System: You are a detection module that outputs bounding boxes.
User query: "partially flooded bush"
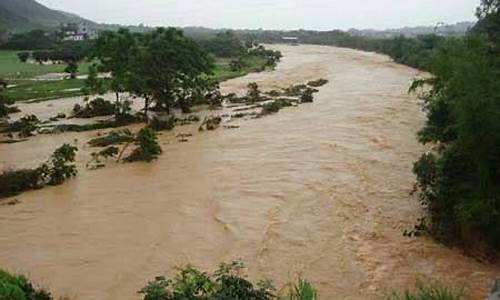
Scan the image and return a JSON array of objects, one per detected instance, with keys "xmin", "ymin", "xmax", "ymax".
[
  {"xmin": 87, "ymin": 146, "xmax": 120, "ymax": 169},
  {"xmin": 88, "ymin": 129, "xmax": 134, "ymax": 147},
  {"xmin": 7, "ymin": 115, "xmax": 40, "ymax": 137},
  {"xmin": 1, "ymin": 105, "xmax": 21, "ymax": 117},
  {"xmin": 205, "ymin": 89, "xmax": 224, "ymax": 108},
  {"xmin": 0, "ymin": 144, "xmax": 78, "ymax": 198},
  {"xmin": 300, "ymin": 88, "xmax": 316, "ymax": 103},
  {"xmin": 247, "ymin": 82, "xmax": 264, "ymax": 102},
  {"xmin": 199, "ymin": 116, "xmax": 222, "ymax": 131},
  {"xmin": 307, "ymin": 79, "xmax": 329, "ymax": 87},
  {"xmin": 261, "ymin": 99, "xmax": 294, "ymax": 115},
  {"xmin": 266, "ymin": 90, "xmax": 283, "ymax": 97},
  {"xmin": 175, "ymin": 115, "xmax": 201, "ymax": 126},
  {"xmin": 0, "ymin": 269, "xmax": 53, "ymax": 300},
  {"xmin": 72, "ymin": 98, "xmax": 116, "ymax": 118},
  {"xmin": 126, "ymin": 127, "xmax": 162, "ymax": 162},
  {"xmin": 99, "ymin": 146, "xmax": 120, "ymax": 159},
  {"xmin": 38, "ymin": 144, "xmax": 78, "ymax": 186},
  {"xmin": 0, "ymin": 169, "xmax": 42, "ymax": 198},
  {"xmin": 283, "ymin": 84, "xmax": 309, "ymax": 97},
  {"xmin": 149, "ymin": 115, "xmax": 175, "ymax": 132}
]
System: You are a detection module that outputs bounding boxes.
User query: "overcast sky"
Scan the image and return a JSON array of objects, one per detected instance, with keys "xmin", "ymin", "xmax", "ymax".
[{"xmin": 38, "ymin": 0, "xmax": 479, "ymax": 30}]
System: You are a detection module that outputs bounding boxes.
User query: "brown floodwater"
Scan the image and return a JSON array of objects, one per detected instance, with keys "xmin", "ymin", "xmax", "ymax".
[{"xmin": 0, "ymin": 45, "xmax": 498, "ymax": 300}]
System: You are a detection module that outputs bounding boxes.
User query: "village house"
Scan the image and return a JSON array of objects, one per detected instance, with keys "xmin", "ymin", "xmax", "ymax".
[
  {"xmin": 60, "ymin": 23, "xmax": 98, "ymax": 41},
  {"xmin": 282, "ymin": 36, "xmax": 299, "ymax": 45}
]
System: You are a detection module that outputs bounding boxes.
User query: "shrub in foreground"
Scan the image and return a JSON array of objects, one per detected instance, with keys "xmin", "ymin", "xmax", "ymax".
[
  {"xmin": 387, "ymin": 281, "xmax": 462, "ymax": 300},
  {"xmin": 283, "ymin": 278, "xmax": 317, "ymax": 300},
  {"xmin": 139, "ymin": 261, "xmax": 274, "ymax": 300},
  {"xmin": 0, "ymin": 268, "xmax": 52, "ymax": 300}
]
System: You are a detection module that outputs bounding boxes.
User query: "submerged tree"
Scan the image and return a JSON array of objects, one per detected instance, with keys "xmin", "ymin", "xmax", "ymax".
[{"xmin": 126, "ymin": 127, "xmax": 162, "ymax": 162}]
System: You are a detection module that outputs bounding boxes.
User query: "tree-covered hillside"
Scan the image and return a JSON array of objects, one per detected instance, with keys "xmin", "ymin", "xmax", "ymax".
[{"xmin": 0, "ymin": 0, "xmax": 93, "ymax": 32}]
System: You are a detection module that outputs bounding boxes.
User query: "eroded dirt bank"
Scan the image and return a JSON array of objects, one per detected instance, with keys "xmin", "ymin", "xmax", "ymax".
[{"xmin": 0, "ymin": 45, "xmax": 498, "ymax": 299}]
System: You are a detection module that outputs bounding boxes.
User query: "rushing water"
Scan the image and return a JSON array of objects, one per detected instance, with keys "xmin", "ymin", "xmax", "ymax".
[{"xmin": 0, "ymin": 45, "xmax": 498, "ymax": 300}]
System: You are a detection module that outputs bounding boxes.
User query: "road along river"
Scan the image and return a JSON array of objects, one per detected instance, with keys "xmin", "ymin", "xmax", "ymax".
[{"xmin": 0, "ymin": 45, "xmax": 498, "ymax": 299}]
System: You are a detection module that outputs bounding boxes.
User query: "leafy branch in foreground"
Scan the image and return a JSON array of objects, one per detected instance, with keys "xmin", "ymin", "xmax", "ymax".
[{"xmin": 0, "ymin": 268, "xmax": 52, "ymax": 300}]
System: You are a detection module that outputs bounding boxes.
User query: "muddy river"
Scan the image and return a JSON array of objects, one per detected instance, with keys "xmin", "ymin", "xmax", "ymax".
[{"xmin": 0, "ymin": 45, "xmax": 498, "ymax": 299}]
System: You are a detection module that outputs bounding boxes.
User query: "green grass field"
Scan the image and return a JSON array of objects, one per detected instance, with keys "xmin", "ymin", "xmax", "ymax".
[
  {"xmin": 212, "ymin": 55, "xmax": 269, "ymax": 81},
  {"xmin": 5, "ymin": 79, "xmax": 87, "ymax": 102},
  {"xmin": 0, "ymin": 50, "xmax": 92, "ymax": 79}
]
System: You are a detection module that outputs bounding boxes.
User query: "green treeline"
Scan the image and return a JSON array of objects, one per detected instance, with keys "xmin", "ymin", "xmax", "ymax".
[{"xmin": 410, "ymin": 1, "xmax": 500, "ymax": 253}]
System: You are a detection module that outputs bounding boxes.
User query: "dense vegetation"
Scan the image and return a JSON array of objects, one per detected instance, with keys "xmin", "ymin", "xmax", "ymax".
[
  {"xmin": 409, "ymin": 0, "xmax": 500, "ymax": 255},
  {"xmin": 1, "ymin": 265, "xmax": 466, "ymax": 300},
  {"xmin": 0, "ymin": 269, "xmax": 51, "ymax": 300}
]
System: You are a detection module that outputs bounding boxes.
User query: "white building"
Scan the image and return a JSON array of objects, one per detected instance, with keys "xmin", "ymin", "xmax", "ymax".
[
  {"xmin": 61, "ymin": 23, "xmax": 98, "ymax": 41},
  {"xmin": 282, "ymin": 36, "xmax": 299, "ymax": 45}
]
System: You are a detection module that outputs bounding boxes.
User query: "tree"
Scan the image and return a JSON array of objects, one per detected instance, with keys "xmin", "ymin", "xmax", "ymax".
[
  {"xmin": 138, "ymin": 27, "xmax": 214, "ymax": 114},
  {"xmin": 32, "ymin": 51, "xmax": 51, "ymax": 64},
  {"xmin": 203, "ymin": 30, "xmax": 246, "ymax": 57},
  {"xmin": 0, "ymin": 78, "xmax": 14, "ymax": 118},
  {"xmin": 17, "ymin": 52, "xmax": 30, "ymax": 63},
  {"xmin": 127, "ymin": 127, "xmax": 162, "ymax": 162},
  {"xmin": 82, "ymin": 64, "xmax": 105, "ymax": 95},
  {"xmin": 64, "ymin": 61, "xmax": 79, "ymax": 79},
  {"xmin": 475, "ymin": 0, "xmax": 500, "ymax": 51},
  {"xmin": 92, "ymin": 29, "xmax": 138, "ymax": 112}
]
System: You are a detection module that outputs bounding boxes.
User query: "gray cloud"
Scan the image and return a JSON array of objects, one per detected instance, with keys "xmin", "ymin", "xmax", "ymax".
[{"xmin": 39, "ymin": 0, "xmax": 479, "ymax": 30}]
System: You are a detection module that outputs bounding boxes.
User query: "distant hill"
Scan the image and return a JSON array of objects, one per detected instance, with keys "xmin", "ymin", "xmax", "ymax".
[
  {"xmin": 0, "ymin": 0, "xmax": 95, "ymax": 32},
  {"xmin": 0, "ymin": 0, "xmax": 475, "ymax": 39}
]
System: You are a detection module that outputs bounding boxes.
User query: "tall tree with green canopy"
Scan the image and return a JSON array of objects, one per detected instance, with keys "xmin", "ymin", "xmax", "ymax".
[
  {"xmin": 137, "ymin": 27, "xmax": 214, "ymax": 115},
  {"xmin": 92, "ymin": 28, "xmax": 138, "ymax": 113}
]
